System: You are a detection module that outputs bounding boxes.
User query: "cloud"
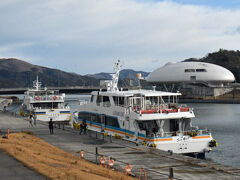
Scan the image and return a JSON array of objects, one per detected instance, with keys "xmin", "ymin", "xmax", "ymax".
[{"xmin": 0, "ymin": 0, "xmax": 240, "ymax": 74}]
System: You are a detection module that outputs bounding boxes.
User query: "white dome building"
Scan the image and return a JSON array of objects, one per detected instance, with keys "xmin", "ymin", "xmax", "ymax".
[{"xmin": 146, "ymin": 62, "xmax": 235, "ymax": 84}]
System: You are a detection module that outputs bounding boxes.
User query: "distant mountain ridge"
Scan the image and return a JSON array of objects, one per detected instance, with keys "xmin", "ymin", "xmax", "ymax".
[
  {"xmin": 0, "ymin": 58, "xmax": 150, "ymax": 88},
  {"xmin": 87, "ymin": 69, "xmax": 149, "ymax": 80},
  {"xmin": 0, "ymin": 58, "xmax": 99, "ymax": 88}
]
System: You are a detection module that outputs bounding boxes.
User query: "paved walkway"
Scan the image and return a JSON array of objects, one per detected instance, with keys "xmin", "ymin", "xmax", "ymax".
[
  {"xmin": 1, "ymin": 112, "xmax": 240, "ymax": 180},
  {"xmin": 0, "ymin": 150, "xmax": 47, "ymax": 180}
]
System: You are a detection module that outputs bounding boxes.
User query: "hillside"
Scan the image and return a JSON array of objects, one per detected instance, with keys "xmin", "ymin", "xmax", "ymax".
[
  {"xmin": 0, "ymin": 58, "xmax": 99, "ymax": 88},
  {"xmin": 184, "ymin": 49, "xmax": 240, "ymax": 82},
  {"xmin": 87, "ymin": 69, "xmax": 149, "ymax": 86},
  {"xmin": 87, "ymin": 69, "xmax": 149, "ymax": 80}
]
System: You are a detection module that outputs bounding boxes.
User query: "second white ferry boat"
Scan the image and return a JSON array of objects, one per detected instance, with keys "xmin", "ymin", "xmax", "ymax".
[
  {"xmin": 20, "ymin": 76, "xmax": 71, "ymax": 123},
  {"xmin": 73, "ymin": 61, "xmax": 217, "ymax": 156}
]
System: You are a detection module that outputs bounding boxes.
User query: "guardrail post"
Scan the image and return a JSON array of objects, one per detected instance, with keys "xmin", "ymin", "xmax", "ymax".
[
  {"xmin": 95, "ymin": 147, "xmax": 98, "ymax": 164},
  {"xmin": 169, "ymin": 167, "xmax": 173, "ymax": 179},
  {"xmin": 7, "ymin": 128, "xmax": 9, "ymax": 139}
]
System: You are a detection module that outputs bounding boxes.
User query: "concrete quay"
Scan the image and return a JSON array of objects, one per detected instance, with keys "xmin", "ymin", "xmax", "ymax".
[{"xmin": 1, "ymin": 112, "xmax": 240, "ymax": 180}]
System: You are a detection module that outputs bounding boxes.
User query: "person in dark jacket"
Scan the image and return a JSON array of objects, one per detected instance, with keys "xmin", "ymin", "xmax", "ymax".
[
  {"xmin": 79, "ymin": 121, "xmax": 87, "ymax": 135},
  {"xmin": 83, "ymin": 121, "xmax": 87, "ymax": 134},
  {"xmin": 79, "ymin": 122, "xmax": 83, "ymax": 135},
  {"xmin": 49, "ymin": 118, "xmax": 54, "ymax": 134}
]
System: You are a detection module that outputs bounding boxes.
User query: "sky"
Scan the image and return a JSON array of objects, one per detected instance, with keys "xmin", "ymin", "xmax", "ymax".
[{"xmin": 0, "ymin": 0, "xmax": 240, "ymax": 74}]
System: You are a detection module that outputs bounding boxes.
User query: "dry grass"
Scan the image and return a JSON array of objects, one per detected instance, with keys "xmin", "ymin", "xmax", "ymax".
[{"xmin": 0, "ymin": 133, "xmax": 136, "ymax": 180}]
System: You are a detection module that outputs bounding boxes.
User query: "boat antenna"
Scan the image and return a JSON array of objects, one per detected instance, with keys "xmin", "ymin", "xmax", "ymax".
[
  {"xmin": 33, "ymin": 75, "xmax": 41, "ymax": 90},
  {"xmin": 105, "ymin": 60, "xmax": 121, "ymax": 92}
]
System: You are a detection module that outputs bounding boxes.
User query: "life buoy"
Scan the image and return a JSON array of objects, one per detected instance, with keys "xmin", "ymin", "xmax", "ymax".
[
  {"xmin": 100, "ymin": 156, "xmax": 106, "ymax": 166},
  {"xmin": 108, "ymin": 158, "xmax": 114, "ymax": 168},
  {"xmin": 125, "ymin": 164, "xmax": 133, "ymax": 175},
  {"xmin": 80, "ymin": 150, "xmax": 84, "ymax": 159},
  {"xmin": 53, "ymin": 96, "xmax": 58, "ymax": 100},
  {"xmin": 35, "ymin": 96, "xmax": 40, "ymax": 100}
]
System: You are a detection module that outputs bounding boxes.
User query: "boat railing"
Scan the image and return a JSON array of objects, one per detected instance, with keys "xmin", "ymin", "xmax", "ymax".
[
  {"xmin": 131, "ymin": 103, "xmax": 193, "ymax": 114},
  {"xmin": 137, "ymin": 107, "xmax": 192, "ymax": 114}
]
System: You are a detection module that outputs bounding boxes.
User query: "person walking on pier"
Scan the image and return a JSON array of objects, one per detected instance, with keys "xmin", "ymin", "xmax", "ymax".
[
  {"xmin": 83, "ymin": 121, "xmax": 87, "ymax": 134},
  {"xmin": 79, "ymin": 120, "xmax": 87, "ymax": 135},
  {"xmin": 49, "ymin": 118, "xmax": 54, "ymax": 134},
  {"xmin": 29, "ymin": 114, "xmax": 33, "ymax": 127}
]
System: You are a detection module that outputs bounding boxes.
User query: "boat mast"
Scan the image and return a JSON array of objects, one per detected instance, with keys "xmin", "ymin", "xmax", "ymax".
[
  {"xmin": 33, "ymin": 76, "xmax": 41, "ymax": 90},
  {"xmin": 106, "ymin": 60, "xmax": 121, "ymax": 92}
]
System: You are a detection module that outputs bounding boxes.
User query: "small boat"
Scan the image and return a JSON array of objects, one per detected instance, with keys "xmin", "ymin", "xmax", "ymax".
[
  {"xmin": 20, "ymin": 76, "xmax": 71, "ymax": 123},
  {"xmin": 73, "ymin": 61, "xmax": 217, "ymax": 156}
]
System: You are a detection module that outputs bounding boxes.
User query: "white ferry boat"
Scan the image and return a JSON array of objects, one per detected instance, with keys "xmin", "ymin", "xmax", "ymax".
[
  {"xmin": 20, "ymin": 76, "xmax": 71, "ymax": 123},
  {"xmin": 73, "ymin": 61, "xmax": 217, "ymax": 156}
]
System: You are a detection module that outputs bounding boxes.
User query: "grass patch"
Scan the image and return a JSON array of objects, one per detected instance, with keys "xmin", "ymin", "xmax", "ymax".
[{"xmin": 0, "ymin": 132, "xmax": 135, "ymax": 180}]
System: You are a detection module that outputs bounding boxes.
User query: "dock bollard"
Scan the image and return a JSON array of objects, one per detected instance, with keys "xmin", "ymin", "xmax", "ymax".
[
  {"xmin": 110, "ymin": 135, "xmax": 112, "ymax": 143},
  {"xmin": 7, "ymin": 128, "xmax": 9, "ymax": 139},
  {"xmin": 168, "ymin": 167, "xmax": 174, "ymax": 180},
  {"xmin": 125, "ymin": 164, "xmax": 133, "ymax": 176}
]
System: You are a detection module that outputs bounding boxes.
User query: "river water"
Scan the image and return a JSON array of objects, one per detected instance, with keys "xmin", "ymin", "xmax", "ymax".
[
  {"xmin": 6, "ymin": 94, "xmax": 240, "ymax": 168},
  {"xmin": 190, "ymin": 103, "xmax": 240, "ymax": 168}
]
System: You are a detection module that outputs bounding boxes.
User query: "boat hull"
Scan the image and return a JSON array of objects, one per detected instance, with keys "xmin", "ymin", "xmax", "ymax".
[
  {"xmin": 20, "ymin": 106, "xmax": 71, "ymax": 123},
  {"xmin": 73, "ymin": 112, "xmax": 213, "ymax": 154}
]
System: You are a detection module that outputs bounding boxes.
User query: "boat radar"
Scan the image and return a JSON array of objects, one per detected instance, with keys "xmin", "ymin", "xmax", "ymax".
[{"xmin": 105, "ymin": 60, "xmax": 121, "ymax": 92}]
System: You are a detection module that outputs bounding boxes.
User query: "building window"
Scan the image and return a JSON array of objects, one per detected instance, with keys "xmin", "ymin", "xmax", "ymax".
[
  {"xmin": 190, "ymin": 76, "xmax": 196, "ymax": 81},
  {"xmin": 196, "ymin": 69, "xmax": 207, "ymax": 72},
  {"xmin": 184, "ymin": 69, "xmax": 195, "ymax": 72}
]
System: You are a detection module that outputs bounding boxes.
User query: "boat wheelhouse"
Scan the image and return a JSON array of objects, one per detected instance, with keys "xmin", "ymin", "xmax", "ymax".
[
  {"xmin": 73, "ymin": 61, "xmax": 217, "ymax": 155},
  {"xmin": 20, "ymin": 77, "xmax": 71, "ymax": 123}
]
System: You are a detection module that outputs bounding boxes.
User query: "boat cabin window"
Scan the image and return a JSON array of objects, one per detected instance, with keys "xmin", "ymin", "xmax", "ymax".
[
  {"xmin": 137, "ymin": 120, "xmax": 158, "ymax": 137},
  {"xmin": 78, "ymin": 112, "xmax": 101, "ymax": 123},
  {"xmin": 78, "ymin": 112, "xmax": 119, "ymax": 128},
  {"xmin": 105, "ymin": 116, "xmax": 119, "ymax": 128},
  {"xmin": 90, "ymin": 95, "xmax": 94, "ymax": 102},
  {"xmin": 103, "ymin": 96, "xmax": 111, "ymax": 107},
  {"xmin": 96, "ymin": 95, "xmax": 102, "ymax": 106},
  {"xmin": 113, "ymin": 96, "xmax": 124, "ymax": 107},
  {"xmin": 33, "ymin": 102, "xmax": 58, "ymax": 109},
  {"xmin": 170, "ymin": 119, "xmax": 179, "ymax": 132},
  {"xmin": 161, "ymin": 96, "xmax": 178, "ymax": 106},
  {"xmin": 96, "ymin": 95, "xmax": 111, "ymax": 107}
]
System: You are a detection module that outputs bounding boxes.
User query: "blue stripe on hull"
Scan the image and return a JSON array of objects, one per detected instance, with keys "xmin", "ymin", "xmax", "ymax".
[{"xmin": 77, "ymin": 111, "xmax": 135, "ymax": 137}]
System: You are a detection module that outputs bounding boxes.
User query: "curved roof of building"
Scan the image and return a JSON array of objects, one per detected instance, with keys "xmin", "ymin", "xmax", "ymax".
[{"xmin": 146, "ymin": 62, "xmax": 235, "ymax": 83}]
